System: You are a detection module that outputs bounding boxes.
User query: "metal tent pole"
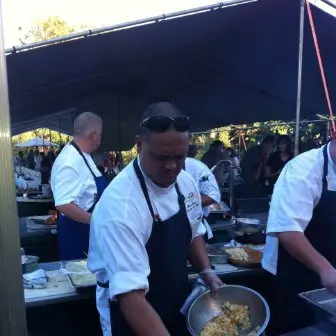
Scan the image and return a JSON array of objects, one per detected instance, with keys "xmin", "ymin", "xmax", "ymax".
[
  {"xmin": 0, "ymin": 0, "xmax": 28, "ymax": 334},
  {"xmin": 294, "ymin": 0, "xmax": 306, "ymax": 156}
]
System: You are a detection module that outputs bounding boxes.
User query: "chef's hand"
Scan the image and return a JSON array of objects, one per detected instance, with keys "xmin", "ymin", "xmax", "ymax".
[
  {"xmin": 320, "ymin": 268, "xmax": 336, "ymax": 293},
  {"xmin": 200, "ymin": 269, "xmax": 224, "ymax": 297}
]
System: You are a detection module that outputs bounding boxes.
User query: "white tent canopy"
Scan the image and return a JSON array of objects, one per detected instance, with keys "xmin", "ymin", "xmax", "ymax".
[{"xmin": 15, "ymin": 137, "xmax": 57, "ymax": 148}]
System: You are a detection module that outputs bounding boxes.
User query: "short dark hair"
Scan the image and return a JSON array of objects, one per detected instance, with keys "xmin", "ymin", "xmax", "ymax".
[
  {"xmin": 226, "ymin": 147, "xmax": 237, "ymax": 157},
  {"xmin": 141, "ymin": 102, "xmax": 183, "ymax": 122},
  {"xmin": 263, "ymin": 135, "xmax": 275, "ymax": 144},
  {"xmin": 277, "ymin": 135, "xmax": 292, "ymax": 154},
  {"xmin": 139, "ymin": 102, "xmax": 186, "ymax": 141},
  {"xmin": 210, "ymin": 140, "xmax": 224, "ymax": 149},
  {"xmin": 188, "ymin": 144, "xmax": 197, "ymax": 158}
]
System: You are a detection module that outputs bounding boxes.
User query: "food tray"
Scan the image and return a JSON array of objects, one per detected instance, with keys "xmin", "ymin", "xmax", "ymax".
[
  {"xmin": 209, "ymin": 202, "xmax": 231, "ymax": 214},
  {"xmin": 299, "ymin": 288, "xmax": 336, "ymax": 316},
  {"xmin": 61, "ymin": 260, "xmax": 97, "ymax": 294},
  {"xmin": 207, "ymin": 244, "xmax": 229, "ymax": 264},
  {"xmin": 226, "ymin": 247, "xmax": 262, "ymax": 268},
  {"xmin": 66, "ymin": 274, "xmax": 96, "ymax": 294}
]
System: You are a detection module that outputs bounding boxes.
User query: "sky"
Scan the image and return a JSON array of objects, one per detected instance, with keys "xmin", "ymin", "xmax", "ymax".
[
  {"xmin": 2, "ymin": 0, "xmax": 336, "ymax": 48},
  {"xmin": 2, "ymin": 0, "xmax": 220, "ymax": 47}
]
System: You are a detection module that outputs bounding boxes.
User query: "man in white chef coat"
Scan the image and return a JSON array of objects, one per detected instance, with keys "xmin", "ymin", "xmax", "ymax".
[
  {"xmin": 51, "ymin": 112, "xmax": 107, "ymax": 261},
  {"xmin": 88, "ymin": 102, "xmax": 223, "ymax": 336},
  {"xmin": 184, "ymin": 154, "xmax": 221, "ymax": 239},
  {"xmin": 262, "ymin": 140, "xmax": 336, "ymax": 334}
]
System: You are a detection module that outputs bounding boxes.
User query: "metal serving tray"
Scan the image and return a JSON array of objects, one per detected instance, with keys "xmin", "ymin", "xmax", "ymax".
[
  {"xmin": 66, "ymin": 273, "xmax": 96, "ymax": 294},
  {"xmin": 299, "ymin": 288, "xmax": 336, "ymax": 316},
  {"xmin": 62, "ymin": 260, "xmax": 97, "ymax": 294}
]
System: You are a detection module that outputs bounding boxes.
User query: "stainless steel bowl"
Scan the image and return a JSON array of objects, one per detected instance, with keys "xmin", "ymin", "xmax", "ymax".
[
  {"xmin": 187, "ymin": 285, "xmax": 270, "ymax": 336},
  {"xmin": 235, "ymin": 217, "xmax": 264, "ymax": 234}
]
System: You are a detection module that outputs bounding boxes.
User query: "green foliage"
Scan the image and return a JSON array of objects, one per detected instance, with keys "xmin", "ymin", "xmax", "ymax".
[
  {"xmin": 12, "ymin": 129, "xmax": 71, "ymax": 155},
  {"xmin": 19, "ymin": 16, "xmax": 89, "ymax": 44},
  {"xmin": 190, "ymin": 120, "xmax": 328, "ymax": 159},
  {"xmin": 122, "ymin": 146, "xmax": 137, "ymax": 165}
]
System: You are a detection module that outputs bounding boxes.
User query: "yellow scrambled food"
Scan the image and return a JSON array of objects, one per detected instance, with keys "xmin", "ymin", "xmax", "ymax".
[
  {"xmin": 226, "ymin": 248, "xmax": 249, "ymax": 262},
  {"xmin": 70, "ymin": 273, "xmax": 96, "ymax": 286},
  {"xmin": 201, "ymin": 302, "xmax": 259, "ymax": 336},
  {"xmin": 65, "ymin": 260, "xmax": 96, "ymax": 286}
]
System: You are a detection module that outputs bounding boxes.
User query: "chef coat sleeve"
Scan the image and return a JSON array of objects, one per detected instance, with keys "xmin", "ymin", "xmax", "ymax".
[
  {"xmin": 99, "ymin": 198, "xmax": 150, "ymax": 299},
  {"xmin": 267, "ymin": 160, "xmax": 320, "ymax": 235},
  {"xmin": 51, "ymin": 164, "xmax": 84, "ymax": 207},
  {"xmin": 187, "ymin": 181, "xmax": 207, "ymax": 239},
  {"xmin": 198, "ymin": 167, "xmax": 221, "ymax": 203}
]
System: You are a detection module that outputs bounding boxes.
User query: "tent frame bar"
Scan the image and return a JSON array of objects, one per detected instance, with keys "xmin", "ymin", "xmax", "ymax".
[
  {"xmin": 191, "ymin": 118, "xmax": 331, "ymax": 135},
  {"xmin": 5, "ymin": 0, "xmax": 257, "ymax": 54},
  {"xmin": 294, "ymin": 0, "xmax": 306, "ymax": 156}
]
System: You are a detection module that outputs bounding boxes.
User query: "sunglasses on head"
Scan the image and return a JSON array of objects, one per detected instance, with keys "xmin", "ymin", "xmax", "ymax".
[{"xmin": 140, "ymin": 116, "xmax": 191, "ymax": 133}]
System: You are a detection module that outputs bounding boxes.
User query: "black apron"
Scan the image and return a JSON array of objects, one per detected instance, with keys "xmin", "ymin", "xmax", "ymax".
[
  {"xmin": 103, "ymin": 158, "xmax": 192, "ymax": 335},
  {"xmin": 269, "ymin": 144, "xmax": 336, "ymax": 335}
]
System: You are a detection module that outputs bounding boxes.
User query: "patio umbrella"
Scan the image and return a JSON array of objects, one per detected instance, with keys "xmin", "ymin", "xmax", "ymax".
[{"xmin": 15, "ymin": 137, "xmax": 57, "ymax": 147}]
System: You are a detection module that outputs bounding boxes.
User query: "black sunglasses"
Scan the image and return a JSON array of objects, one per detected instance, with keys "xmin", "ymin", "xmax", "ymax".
[{"xmin": 140, "ymin": 116, "xmax": 191, "ymax": 133}]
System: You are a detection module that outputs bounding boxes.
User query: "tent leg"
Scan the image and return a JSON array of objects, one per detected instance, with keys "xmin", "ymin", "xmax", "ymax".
[
  {"xmin": 294, "ymin": 0, "xmax": 306, "ymax": 156},
  {"xmin": 0, "ymin": 0, "xmax": 28, "ymax": 334}
]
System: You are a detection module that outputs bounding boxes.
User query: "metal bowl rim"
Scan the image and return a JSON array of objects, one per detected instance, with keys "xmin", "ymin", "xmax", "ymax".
[
  {"xmin": 187, "ymin": 285, "xmax": 270, "ymax": 336},
  {"xmin": 236, "ymin": 218, "xmax": 262, "ymax": 225}
]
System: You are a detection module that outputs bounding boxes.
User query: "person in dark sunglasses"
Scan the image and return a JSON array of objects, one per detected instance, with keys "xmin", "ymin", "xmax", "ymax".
[
  {"xmin": 137, "ymin": 104, "xmax": 191, "ymax": 187},
  {"xmin": 89, "ymin": 102, "xmax": 223, "ymax": 336}
]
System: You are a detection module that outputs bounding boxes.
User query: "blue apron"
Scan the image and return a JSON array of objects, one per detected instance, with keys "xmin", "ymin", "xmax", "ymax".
[
  {"xmin": 98, "ymin": 158, "xmax": 192, "ymax": 335},
  {"xmin": 269, "ymin": 144, "xmax": 336, "ymax": 334},
  {"xmin": 57, "ymin": 142, "xmax": 108, "ymax": 261}
]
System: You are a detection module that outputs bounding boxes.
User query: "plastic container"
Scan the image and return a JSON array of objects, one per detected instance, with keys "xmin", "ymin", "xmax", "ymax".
[{"xmin": 21, "ymin": 247, "xmax": 26, "ymax": 264}]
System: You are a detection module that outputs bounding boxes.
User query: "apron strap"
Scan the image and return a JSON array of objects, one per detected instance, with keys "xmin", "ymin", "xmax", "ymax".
[
  {"xmin": 97, "ymin": 280, "xmax": 109, "ymax": 288},
  {"xmin": 133, "ymin": 158, "xmax": 157, "ymax": 222},
  {"xmin": 133, "ymin": 158, "xmax": 185, "ymax": 221},
  {"xmin": 322, "ymin": 144, "xmax": 329, "ymax": 189},
  {"xmin": 71, "ymin": 141, "xmax": 97, "ymax": 179},
  {"xmin": 174, "ymin": 182, "xmax": 185, "ymax": 208}
]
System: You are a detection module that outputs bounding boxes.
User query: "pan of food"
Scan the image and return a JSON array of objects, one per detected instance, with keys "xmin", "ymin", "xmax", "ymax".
[
  {"xmin": 225, "ymin": 247, "xmax": 263, "ymax": 268},
  {"xmin": 187, "ymin": 285, "xmax": 270, "ymax": 336},
  {"xmin": 234, "ymin": 218, "xmax": 264, "ymax": 234},
  {"xmin": 207, "ymin": 244, "xmax": 230, "ymax": 264},
  {"xmin": 62, "ymin": 259, "xmax": 96, "ymax": 293}
]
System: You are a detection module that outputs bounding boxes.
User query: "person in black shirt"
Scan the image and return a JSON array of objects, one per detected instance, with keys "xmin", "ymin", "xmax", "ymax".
[
  {"xmin": 240, "ymin": 135, "xmax": 275, "ymax": 186},
  {"xmin": 265, "ymin": 135, "xmax": 293, "ymax": 191},
  {"xmin": 188, "ymin": 144, "xmax": 198, "ymax": 158},
  {"xmin": 40, "ymin": 153, "xmax": 51, "ymax": 185},
  {"xmin": 201, "ymin": 140, "xmax": 228, "ymax": 169}
]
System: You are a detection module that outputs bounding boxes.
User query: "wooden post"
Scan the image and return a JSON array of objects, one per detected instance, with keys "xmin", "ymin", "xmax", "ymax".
[{"xmin": 0, "ymin": 0, "xmax": 28, "ymax": 334}]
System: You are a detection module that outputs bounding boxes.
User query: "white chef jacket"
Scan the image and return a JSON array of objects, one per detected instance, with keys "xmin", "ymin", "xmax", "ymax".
[
  {"xmin": 262, "ymin": 144, "xmax": 336, "ymax": 275},
  {"xmin": 184, "ymin": 157, "xmax": 221, "ymax": 217},
  {"xmin": 88, "ymin": 160, "xmax": 206, "ymax": 336},
  {"xmin": 51, "ymin": 144, "xmax": 102, "ymax": 210}
]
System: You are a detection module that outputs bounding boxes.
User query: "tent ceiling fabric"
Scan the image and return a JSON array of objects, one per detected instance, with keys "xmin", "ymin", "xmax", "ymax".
[{"xmin": 6, "ymin": 0, "xmax": 336, "ymax": 149}]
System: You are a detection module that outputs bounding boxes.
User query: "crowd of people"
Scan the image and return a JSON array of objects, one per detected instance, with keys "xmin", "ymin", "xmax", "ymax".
[
  {"xmin": 14, "ymin": 148, "xmax": 59, "ymax": 184},
  {"xmin": 192, "ymin": 134, "xmax": 295, "ymax": 196},
  {"xmin": 99, "ymin": 151, "xmax": 124, "ymax": 181}
]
